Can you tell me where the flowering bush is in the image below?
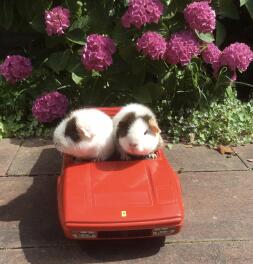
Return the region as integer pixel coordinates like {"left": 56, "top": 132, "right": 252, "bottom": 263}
{"left": 165, "top": 30, "right": 200, "bottom": 65}
{"left": 0, "top": 55, "right": 32, "bottom": 84}
{"left": 202, "top": 43, "right": 221, "bottom": 74}
{"left": 136, "top": 31, "right": 166, "bottom": 60}
{"left": 184, "top": 1, "right": 216, "bottom": 33}
{"left": 0, "top": 0, "right": 253, "bottom": 140}
{"left": 81, "top": 34, "right": 116, "bottom": 71}
{"left": 44, "top": 6, "right": 70, "bottom": 36}
{"left": 220, "top": 43, "right": 253, "bottom": 80}
{"left": 32, "top": 91, "right": 68, "bottom": 123}
{"left": 121, "top": 0, "right": 164, "bottom": 29}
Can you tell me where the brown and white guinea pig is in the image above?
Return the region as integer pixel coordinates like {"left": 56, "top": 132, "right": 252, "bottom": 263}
{"left": 113, "top": 103, "right": 163, "bottom": 160}
{"left": 53, "top": 108, "right": 114, "bottom": 161}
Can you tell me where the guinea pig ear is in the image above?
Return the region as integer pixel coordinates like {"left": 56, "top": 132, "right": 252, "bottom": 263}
{"left": 77, "top": 126, "right": 92, "bottom": 139}
{"left": 120, "top": 112, "right": 136, "bottom": 124}
{"left": 117, "top": 112, "right": 136, "bottom": 138}
{"left": 148, "top": 118, "right": 161, "bottom": 134}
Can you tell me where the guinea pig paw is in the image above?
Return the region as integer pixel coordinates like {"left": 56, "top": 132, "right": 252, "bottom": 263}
{"left": 147, "top": 153, "right": 157, "bottom": 159}
{"left": 73, "top": 157, "right": 84, "bottom": 163}
{"left": 120, "top": 153, "right": 131, "bottom": 161}
{"left": 93, "top": 157, "right": 103, "bottom": 162}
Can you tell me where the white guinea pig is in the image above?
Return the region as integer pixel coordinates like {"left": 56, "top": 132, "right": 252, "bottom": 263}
{"left": 113, "top": 103, "right": 163, "bottom": 160}
{"left": 53, "top": 108, "right": 114, "bottom": 161}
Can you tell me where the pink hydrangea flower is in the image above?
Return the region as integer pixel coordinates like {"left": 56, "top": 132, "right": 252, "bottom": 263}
{"left": 0, "top": 55, "right": 32, "bottom": 84}
{"left": 81, "top": 34, "right": 116, "bottom": 72}
{"left": 220, "top": 43, "right": 253, "bottom": 80}
{"left": 202, "top": 43, "right": 221, "bottom": 74}
{"left": 32, "top": 91, "right": 68, "bottom": 123}
{"left": 184, "top": 1, "right": 216, "bottom": 33}
{"left": 136, "top": 31, "right": 167, "bottom": 60}
{"left": 121, "top": 0, "right": 164, "bottom": 29}
{"left": 44, "top": 6, "right": 70, "bottom": 36}
{"left": 165, "top": 31, "right": 200, "bottom": 66}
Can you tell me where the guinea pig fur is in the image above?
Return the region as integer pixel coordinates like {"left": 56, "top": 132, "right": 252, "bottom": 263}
{"left": 53, "top": 108, "right": 114, "bottom": 161}
{"left": 113, "top": 103, "right": 163, "bottom": 159}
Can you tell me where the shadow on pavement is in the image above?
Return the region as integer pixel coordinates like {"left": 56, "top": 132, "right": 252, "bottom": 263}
{"left": 8, "top": 138, "right": 50, "bottom": 147}
{"left": 0, "top": 148, "right": 164, "bottom": 263}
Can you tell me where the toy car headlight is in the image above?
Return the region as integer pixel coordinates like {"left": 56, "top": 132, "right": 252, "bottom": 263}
{"left": 71, "top": 231, "right": 97, "bottom": 239}
{"left": 152, "top": 227, "right": 177, "bottom": 236}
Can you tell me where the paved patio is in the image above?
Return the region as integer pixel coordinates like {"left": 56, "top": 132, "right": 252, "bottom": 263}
{"left": 0, "top": 138, "right": 253, "bottom": 264}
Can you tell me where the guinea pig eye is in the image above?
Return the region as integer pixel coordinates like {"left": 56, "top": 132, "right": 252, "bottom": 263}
{"left": 144, "top": 130, "right": 149, "bottom": 135}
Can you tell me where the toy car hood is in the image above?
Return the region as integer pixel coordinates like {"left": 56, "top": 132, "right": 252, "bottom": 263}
{"left": 59, "top": 155, "right": 183, "bottom": 226}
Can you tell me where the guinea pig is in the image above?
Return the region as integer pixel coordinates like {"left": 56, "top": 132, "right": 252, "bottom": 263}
{"left": 53, "top": 108, "right": 114, "bottom": 161}
{"left": 113, "top": 103, "right": 163, "bottom": 160}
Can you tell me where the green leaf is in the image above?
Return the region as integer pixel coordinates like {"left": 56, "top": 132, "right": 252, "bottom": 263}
{"left": 195, "top": 31, "right": 214, "bottom": 43}
{"left": 17, "top": 0, "right": 52, "bottom": 20}
{"left": 65, "top": 54, "right": 84, "bottom": 75}
{"left": 133, "top": 82, "right": 159, "bottom": 103}
{"left": 124, "top": 0, "right": 130, "bottom": 7}
{"left": 240, "top": 0, "right": 248, "bottom": 6}
{"left": 216, "top": 21, "right": 226, "bottom": 46}
{"left": 65, "top": 0, "right": 79, "bottom": 13}
{"left": 0, "top": 0, "right": 14, "bottom": 30}
{"left": 45, "top": 36, "right": 65, "bottom": 49}
{"left": 162, "top": 10, "right": 176, "bottom": 20}
{"left": 92, "top": 71, "right": 101, "bottom": 78}
{"left": 146, "top": 82, "right": 164, "bottom": 101}
{"left": 246, "top": 1, "right": 253, "bottom": 19}
{"left": 166, "top": 143, "right": 173, "bottom": 150}
{"left": 112, "top": 22, "right": 128, "bottom": 44}
{"left": 29, "top": 14, "right": 45, "bottom": 33}
{"left": 161, "top": 69, "right": 177, "bottom": 93}
{"left": 161, "top": 71, "right": 173, "bottom": 84}
{"left": 164, "top": 0, "right": 172, "bottom": 7}
{"left": 66, "top": 29, "right": 85, "bottom": 45}
{"left": 118, "top": 44, "right": 136, "bottom": 62}
{"left": 131, "top": 58, "right": 145, "bottom": 75}
{"left": 72, "top": 72, "right": 83, "bottom": 85}
{"left": 217, "top": 0, "right": 240, "bottom": 20}
{"left": 69, "top": 16, "right": 89, "bottom": 31}
{"left": 46, "top": 50, "right": 71, "bottom": 73}
{"left": 16, "top": 0, "right": 31, "bottom": 19}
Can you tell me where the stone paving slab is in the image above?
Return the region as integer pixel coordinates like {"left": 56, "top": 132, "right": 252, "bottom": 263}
{"left": 4, "top": 139, "right": 249, "bottom": 176}
{"left": 165, "top": 144, "right": 247, "bottom": 172}
{"left": 0, "top": 171, "right": 252, "bottom": 248}
{"left": 168, "top": 171, "right": 253, "bottom": 242}
{"left": 0, "top": 139, "right": 22, "bottom": 176}
{"left": 7, "top": 139, "right": 62, "bottom": 176}
{"left": 0, "top": 176, "right": 67, "bottom": 248}
{"left": 1, "top": 241, "right": 252, "bottom": 264}
{"left": 233, "top": 144, "right": 253, "bottom": 169}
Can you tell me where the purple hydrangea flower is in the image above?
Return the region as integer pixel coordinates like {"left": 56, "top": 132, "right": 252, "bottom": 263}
{"left": 121, "top": 0, "right": 164, "bottom": 29}
{"left": 32, "top": 91, "right": 68, "bottom": 123}
{"left": 184, "top": 1, "right": 216, "bottom": 33}
{"left": 220, "top": 43, "right": 253, "bottom": 80}
{"left": 44, "top": 6, "right": 70, "bottom": 36}
{"left": 165, "top": 31, "right": 200, "bottom": 66}
{"left": 81, "top": 34, "right": 116, "bottom": 72}
{"left": 136, "top": 31, "right": 167, "bottom": 60}
{"left": 202, "top": 43, "right": 221, "bottom": 74}
{"left": 220, "top": 43, "right": 253, "bottom": 72}
{"left": 0, "top": 55, "right": 32, "bottom": 84}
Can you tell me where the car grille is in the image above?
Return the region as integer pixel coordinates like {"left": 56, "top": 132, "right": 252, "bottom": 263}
{"left": 97, "top": 229, "right": 152, "bottom": 239}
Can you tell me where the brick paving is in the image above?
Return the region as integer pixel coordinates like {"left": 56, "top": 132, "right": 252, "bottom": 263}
{"left": 0, "top": 139, "right": 252, "bottom": 264}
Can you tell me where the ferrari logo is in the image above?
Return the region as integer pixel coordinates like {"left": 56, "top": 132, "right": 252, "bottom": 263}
{"left": 121, "top": 210, "right": 127, "bottom": 217}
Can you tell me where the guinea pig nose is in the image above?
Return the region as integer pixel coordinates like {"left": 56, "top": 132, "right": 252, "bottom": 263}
{"left": 129, "top": 143, "right": 137, "bottom": 148}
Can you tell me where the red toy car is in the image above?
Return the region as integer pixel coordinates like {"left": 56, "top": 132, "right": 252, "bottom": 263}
{"left": 57, "top": 107, "right": 184, "bottom": 240}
